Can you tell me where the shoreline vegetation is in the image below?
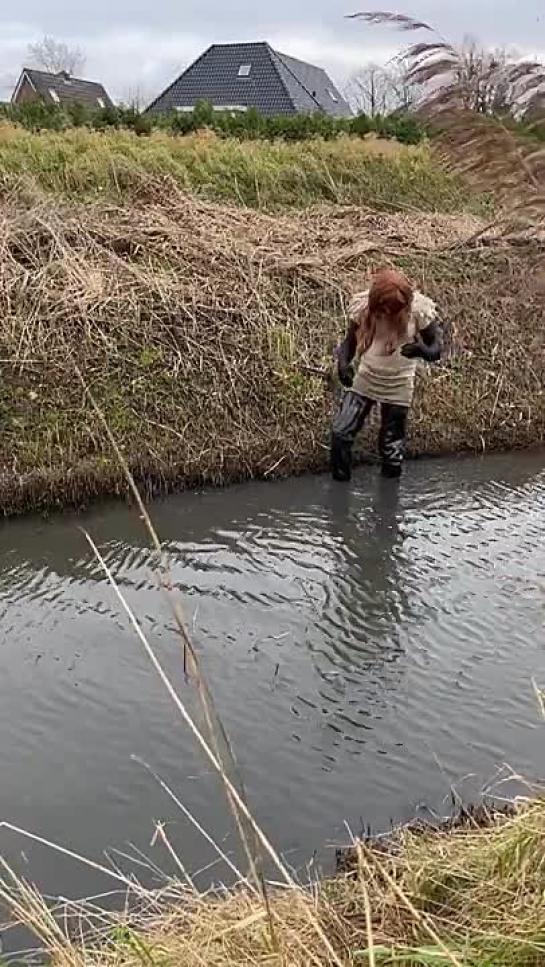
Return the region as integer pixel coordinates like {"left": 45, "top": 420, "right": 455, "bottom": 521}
{"left": 4, "top": 797, "right": 545, "bottom": 965}
{"left": 0, "top": 127, "right": 475, "bottom": 207}
{"left": 0, "top": 98, "right": 427, "bottom": 145}
{"left": 0, "top": 127, "right": 543, "bottom": 517}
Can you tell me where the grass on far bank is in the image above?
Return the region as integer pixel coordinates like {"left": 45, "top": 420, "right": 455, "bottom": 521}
{"left": 0, "top": 125, "right": 489, "bottom": 213}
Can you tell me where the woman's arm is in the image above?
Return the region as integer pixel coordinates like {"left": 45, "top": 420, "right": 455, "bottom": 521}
{"left": 336, "top": 320, "right": 359, "bottom": 386}
{"left": 401, "top": 320, "right": 443, "bottom": 363}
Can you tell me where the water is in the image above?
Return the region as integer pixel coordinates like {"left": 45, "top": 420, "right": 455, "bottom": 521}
{"left": 1, "top": 452, "right": 545, "bottom": 916}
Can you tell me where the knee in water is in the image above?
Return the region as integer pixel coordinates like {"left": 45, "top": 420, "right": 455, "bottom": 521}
{"left": 331, "top": 435, "right": 352, "bottom": 481}
{"left": 332, "top": 466, "right": 351, "bottom": 482}
{"left": 381, "top": 462, "right": 403, "bottom": 479}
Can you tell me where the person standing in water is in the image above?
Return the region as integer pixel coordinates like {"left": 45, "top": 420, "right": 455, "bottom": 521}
{"left": 331, "top": 268, "right": 442, "bottom": 481}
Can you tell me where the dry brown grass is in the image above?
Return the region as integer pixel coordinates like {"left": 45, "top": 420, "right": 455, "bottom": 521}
{"left": 4, "top": 799, "right": 545, "bottom": 966}
{"left": 0, "top": 177, "right": 543, "bottom": 515}
{"left": 359, "top": 134, "right": 411, "bottom": 156}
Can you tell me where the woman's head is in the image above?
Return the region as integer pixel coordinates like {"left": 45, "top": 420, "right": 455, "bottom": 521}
{"left": 357, "top": 267, "right": 414, "bottom": 355}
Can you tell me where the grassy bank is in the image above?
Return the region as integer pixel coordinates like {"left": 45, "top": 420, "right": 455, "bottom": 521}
{"left": 0, "top": 172, "right": 542, "bottom": 516}
{"left": 0, "top": 127, "right": 482, "bottom": 211}
{"left": 6, "top": 798, "right": 545, "bottom": 965}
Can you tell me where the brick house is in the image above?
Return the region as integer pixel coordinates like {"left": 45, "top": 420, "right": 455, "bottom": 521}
{"left": 11, "top": 68, "right": 114, "bottom": 110}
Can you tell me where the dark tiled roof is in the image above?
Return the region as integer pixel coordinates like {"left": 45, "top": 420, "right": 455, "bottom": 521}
{"left": 17, "top": 68, "right": 113, "bottom": 109}
{"left": 271, "top": 50, "right": 352, "bottom": 118}
{"left": 146, "top": 42, "right": 352, "bottom": 118}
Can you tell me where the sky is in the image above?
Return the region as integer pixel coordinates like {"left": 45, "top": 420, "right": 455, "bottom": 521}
{"left": 1, "top": 1, "right": 544, "bottom": 106}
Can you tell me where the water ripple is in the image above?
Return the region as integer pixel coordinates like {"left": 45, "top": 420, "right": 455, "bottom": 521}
{"left": 1, "top": 453, "right": 545, "bottom": 901}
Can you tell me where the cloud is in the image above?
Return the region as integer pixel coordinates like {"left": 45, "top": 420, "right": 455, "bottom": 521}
{"left": 0, "top": 21, "right": 398, "bottom": 105}
{"left": 83, "top": 30, "right": 209, "bottom": 105}
{"left": 268, "top": 30, "right": 400, "bottom": 79}
{"left": 0, "top": 1, "right": 543, "bottom": 104}
{"left": 0, "top": 22, "right": 33, "bottom": 99}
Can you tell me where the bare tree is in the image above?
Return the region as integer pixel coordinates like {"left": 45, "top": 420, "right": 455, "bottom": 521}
{"left": 388, "top": 62, "right": 418, "bottom": 112}
{"left": 345, "top": 64, "right": 389, "bottom": 116}
{"left": 347, "top": 12, "right": 544, "bottom": 120}
{"left": 347, "top": 11, "right": 545, "bottom": 211}
{"left": 28, "top": 35, "right": 86, "bottom": 76}
{"left": 345, "top": 63, "right": 417, "bottom": 116}
{"left": 449, "top": 39, "right": 529, "bottom": 117}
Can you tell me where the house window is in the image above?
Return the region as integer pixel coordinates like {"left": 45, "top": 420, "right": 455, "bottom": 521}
{"left": 49, "top": 89, "right": 60, "bottom": 103}
{"left": 97, "top": 97, "right": 105, "bottom": 109}
{"left": 327, "top": 89, "right": 339, "bottom": 103}
{"left": 238, "top": 64, "right": 251, "bottom": 77}
{"left": 212, "top": 105, "right": 248, "bottom": 113}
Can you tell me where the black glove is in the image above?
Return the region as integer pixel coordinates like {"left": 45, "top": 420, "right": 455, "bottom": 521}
{"left": 401, "top": 339, "right": 428, "bottom": 361}
{"left": 401, "top": 340, "right": 440, "bottom": 363}
{"left": 401, "top": 321, "right": 442, "bottom": 363}
{"left": 338, "top": 360, "right": 354, "bottom": 387}
{"left": 334, "top": 344, "right": 354, "bottom": 387}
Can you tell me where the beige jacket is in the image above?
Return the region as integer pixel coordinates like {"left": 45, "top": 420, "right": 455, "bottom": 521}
{"left": 338, "top": 289, "right": 437, "bottom": 407}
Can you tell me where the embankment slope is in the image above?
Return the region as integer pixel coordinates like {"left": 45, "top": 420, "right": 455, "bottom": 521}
{"left": 0, "top": 146, "right": 542, "bottom": 513}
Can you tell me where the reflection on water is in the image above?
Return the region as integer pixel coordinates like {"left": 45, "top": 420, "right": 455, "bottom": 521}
{"left": 0, "top": 452, "right": 545, "bottom": 913}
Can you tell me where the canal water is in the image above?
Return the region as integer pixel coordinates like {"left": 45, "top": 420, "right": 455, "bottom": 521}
{"left": 0, "top": 452, "right": 544, "bottom": 911}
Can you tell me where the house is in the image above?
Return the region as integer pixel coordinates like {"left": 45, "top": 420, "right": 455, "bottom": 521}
{"left": 145, "top": 42, "right": 352, "bottom": 118}
{"left": 11, "top": 68, "right": 114, "bottom": 111}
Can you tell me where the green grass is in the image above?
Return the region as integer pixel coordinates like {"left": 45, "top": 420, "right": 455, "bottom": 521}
{"left": 0, "top": 125, "right": 487, "bottom": 213}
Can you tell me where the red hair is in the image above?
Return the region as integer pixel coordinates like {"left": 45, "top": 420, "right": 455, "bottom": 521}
{"left": 356, "top": 268, "right": 414, "bottom": 356}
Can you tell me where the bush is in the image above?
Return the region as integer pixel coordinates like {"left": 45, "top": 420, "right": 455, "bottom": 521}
{"left": 1, "top": 99, "right": 427, "bottom": 144}
{"left": 1, "top": 100, "right": 70, "bottom": 131}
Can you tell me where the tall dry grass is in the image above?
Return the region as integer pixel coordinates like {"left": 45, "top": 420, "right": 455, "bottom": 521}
{"left": 3, "top": 785, "right": 545, "bottom": 964}
{"left": 102, "top": 798, "right": 545, "bottom": 967}
{"left": 349, "top": 11, "right": 545, "bottom": 232}
{"left": 0, "top": 178, "right": 542, "bottom": 515}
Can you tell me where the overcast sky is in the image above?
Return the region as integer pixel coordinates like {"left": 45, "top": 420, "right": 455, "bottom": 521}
{"left": 1, "top": 2, "right": 543, "bottom": 105}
